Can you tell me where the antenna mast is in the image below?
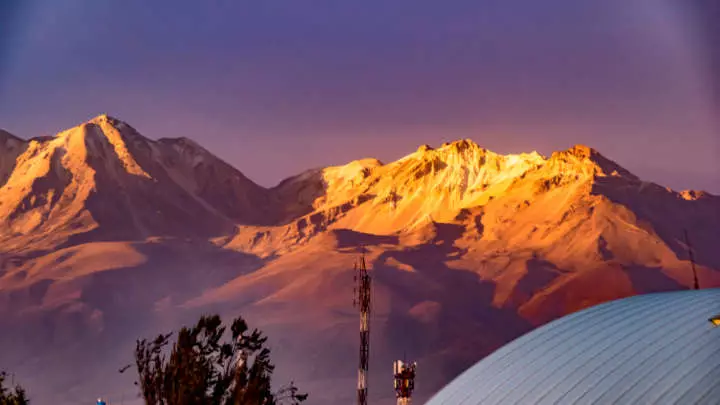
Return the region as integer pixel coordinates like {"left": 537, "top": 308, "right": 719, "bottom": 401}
{"left": 353, "top": 252, "right": 371, "bottom": 405}
{"left": 393, "top": 360, "right": 417, "bottom": 405}
{"left": 684, "top": 229, "right": 699, "bottom": 290}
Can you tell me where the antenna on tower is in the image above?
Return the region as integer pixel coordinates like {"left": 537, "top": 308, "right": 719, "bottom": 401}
{"left": 683, "top": 229, "right": 699, "bottom": 290}
{"left": 393, "top": 359, "right": 417, "bottom": 405}
{"left": 353, "top": 249, "right": 371, "bottom": 405}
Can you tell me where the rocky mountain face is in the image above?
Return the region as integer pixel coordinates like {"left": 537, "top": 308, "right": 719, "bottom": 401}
{"left": 0, "top": 115, "right": 281, "bottom": 253}
{"left": 1, "top": 116, "right": 718, "bottom": 404}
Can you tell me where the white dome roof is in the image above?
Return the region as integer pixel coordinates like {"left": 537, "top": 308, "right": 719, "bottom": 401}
{"left": 427, "top": 289, "right": 720, "bottom": 404}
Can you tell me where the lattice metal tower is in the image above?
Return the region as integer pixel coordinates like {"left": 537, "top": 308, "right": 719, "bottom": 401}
{"left": 353, "top": 253, "right": 371, "bottom": 405}
{"left": 684, "top": 229, "right": 699, "bottom": 290}
{"left": 393, "top": 360, "right": 417, "bottom": 405}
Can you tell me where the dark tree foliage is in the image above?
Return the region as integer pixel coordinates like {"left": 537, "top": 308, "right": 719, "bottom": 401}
{"left": 133, "top": 314, "right": 307, "bottom": 405}
{"left": 0, "top": 371, "right": 29, "bottom": 405}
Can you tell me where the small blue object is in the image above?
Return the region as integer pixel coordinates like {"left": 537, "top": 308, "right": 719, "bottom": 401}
{"left": 97, "top": 398, "right": 107, "bottom": 405}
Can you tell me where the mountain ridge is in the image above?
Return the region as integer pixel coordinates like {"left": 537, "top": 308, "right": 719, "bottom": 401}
{"left": 4, "top": 114, "right": 712, "bottom": 193}
{"left": 1, "top": 115, "right": 718, "bottom": 405}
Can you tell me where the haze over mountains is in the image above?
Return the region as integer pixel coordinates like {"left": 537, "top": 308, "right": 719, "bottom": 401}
{"left": 1, "top": 115, "right": 718, "bottom": 404}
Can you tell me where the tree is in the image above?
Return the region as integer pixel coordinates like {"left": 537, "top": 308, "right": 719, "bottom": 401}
{"left": 132, "top": 314, "right": 307, "bottom": 405}
{"left": 0, "top": 371, "right": 29, "bottom": 405}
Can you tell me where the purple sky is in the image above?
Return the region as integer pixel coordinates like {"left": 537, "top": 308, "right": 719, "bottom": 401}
{"left": 0, "top": 0, "right": 717, "bottom": 192}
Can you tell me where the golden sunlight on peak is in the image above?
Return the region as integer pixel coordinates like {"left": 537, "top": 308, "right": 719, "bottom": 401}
{"left": 88, "top": 113, "right": 111, "bottom": 123}
{"left": 86, "top": 113, "right": 127, "bottom": 128}
{"left": 680, "top": 190, "right": 708, "bottom": 200}
{"left": 438, "top": 139, "right": 481, "bottom": 151}
{"left": 566, "top": 144, "right": 596, "bottom": 158}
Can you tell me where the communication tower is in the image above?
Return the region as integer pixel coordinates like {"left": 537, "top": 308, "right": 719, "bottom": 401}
{"left": 393, "top": 360, "right": 417, "bottom": 405}
{"left": 353, "top": 253, "right": 371, "bottom": 405}
{"left": 684, "top": 229, "right": 699, "bottom": 290}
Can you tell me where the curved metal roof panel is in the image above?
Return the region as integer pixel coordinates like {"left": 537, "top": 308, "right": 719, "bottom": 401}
{"left": 427, "top": 289, "right": 720, "bottom": 405}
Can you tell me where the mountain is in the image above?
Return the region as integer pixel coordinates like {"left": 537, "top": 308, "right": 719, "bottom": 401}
{"left": 0, "top": 116, "right": 718, "bottom": 404}
{"left": 0, "top": 115, "right": 281, "bottom": 254}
